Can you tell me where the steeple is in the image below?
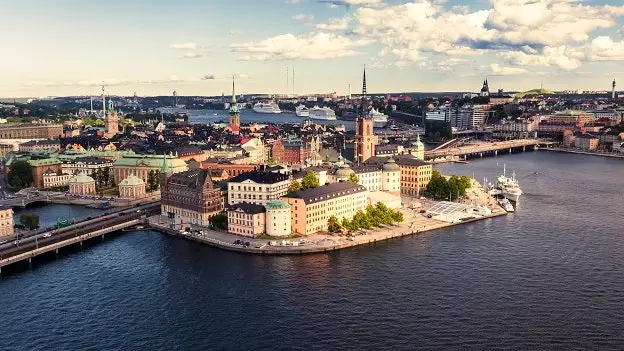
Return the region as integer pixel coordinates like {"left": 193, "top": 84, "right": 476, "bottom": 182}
{"left": 229, "top": 76, "right": 239, "bottom": 115}
{"left": 160, "top": 153, "right": 170, "bottom": 174}
{"left": 362, "top": 65, "right": 367, "bottom": 96}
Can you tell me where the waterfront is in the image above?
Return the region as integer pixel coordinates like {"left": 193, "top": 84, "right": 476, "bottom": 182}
{"left": 1, "top": 152, "right": 624, "bottom": 350}
{"left": 12, "top": 204, "right": 103, "bottom": 228}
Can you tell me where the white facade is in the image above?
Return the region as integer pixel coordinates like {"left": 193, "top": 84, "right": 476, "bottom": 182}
{"left": 43, "top": 173, "right": 72, "bottom": 188}
{"left": 228, "top": 178, "right": 291, "bottom": 206}
{"left": 356, "top": 169, "right": 382, "bottom": 192}
{"left": 241, "top": 138, "right": 266, "bottom": 164}
{"left": 62, "top": 159, "right": 114, "bottom": 176}
{"left": 265, "top": 201, "right": 292, "bottom": 237}
{"left": 425, "top": 110, "right": 449, "bottom": 122}
{"left": 381, "top": 169, "right": 400, "bottom": 193}
{"left": 0, "top": 207, "right": 14, "bottom": 238}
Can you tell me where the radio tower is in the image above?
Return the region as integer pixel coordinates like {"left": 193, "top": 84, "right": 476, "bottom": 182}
{"left": 612, "top": 79, "right": 616, "bottom": 99}
{"left": 173, "top": 90, "right": 178, "bottom": 107}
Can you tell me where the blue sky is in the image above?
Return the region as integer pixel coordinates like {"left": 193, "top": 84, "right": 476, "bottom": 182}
{"left": 1, "top": 0, "right": 623, "bottom": 97}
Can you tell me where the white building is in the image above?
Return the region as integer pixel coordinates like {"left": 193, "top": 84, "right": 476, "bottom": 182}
{"left": 0, "top": 206, "right": 14, "bottom": 238}
{"left": 333, "top": 158, "right": 400, "bottom": 194}
{"left": 352, "top": 165, "right": 382, "bottom": 192}
{"left": 241, "top": 138, "right": 266, "bottom": 164}
{"left": 227, "top": 171, "right": 291, "bottom": 206}
{"left": 265, "top": 200, "right": 292, "bottom": 237}
{"left": 62, "top": 156, "right": 114, "bottom": 176}
{"left": 492, "top": 119, "right": 538, "bottom": 139}
{"left": 42, "top": 170, "right": 72, "bottom": 188}
{"left": 381, "top": 158, "right": 401, "bottom": 194}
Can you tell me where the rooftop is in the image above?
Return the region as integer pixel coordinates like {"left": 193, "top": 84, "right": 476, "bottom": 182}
{"left": 227, "top": 202, "right": 266, "bottom": 214}
{"left": 284, "top": 181, "right": 366, "bottom": 204}
{"left": 167, "top": 169, "right": 214, "bottom": 189}
{"left": 229, "top": 171, "right": 290, "bottom": 184}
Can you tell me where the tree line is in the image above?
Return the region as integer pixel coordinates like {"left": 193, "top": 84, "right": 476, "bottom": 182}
{"left": 424, "top": 170, "right": 472, "bottom": 201}
{"left": 329, "top": 202, "right": 404, "bottom": 233}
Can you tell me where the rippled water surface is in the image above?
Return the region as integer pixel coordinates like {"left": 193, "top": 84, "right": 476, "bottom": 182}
{"left": 1, "top": 152, "right": 623, "bottom": 350}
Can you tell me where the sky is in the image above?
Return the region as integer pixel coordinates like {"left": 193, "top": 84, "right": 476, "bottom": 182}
{"left": 1, "top": 0, "right": 624, "bottom": 98}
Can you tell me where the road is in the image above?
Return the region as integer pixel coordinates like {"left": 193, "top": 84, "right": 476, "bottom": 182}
{"left": 0, "top": 202, "right": 160, "bottom": 258}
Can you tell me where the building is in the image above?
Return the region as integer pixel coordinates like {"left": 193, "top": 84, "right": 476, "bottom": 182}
{"left": 68, "top": 174, "right": 96, "bottom": 195}
{"left": 19, "top": 139, "right": 61, "bottom": 153}
{"left": 42, "top": 170, "right": 72, "bottom": 188}
{"left": 0, "top": 144, "right": 13, "bottom": 157}
{"left": 113, "top": 154, "right": 188, "bottom": 184}
{"left": 227, "top": 171, "right": 291, "bottom": 205}
{"left": 480, "top": 79, "right": 490, "bottom": 97}
{"left": 62, "top": 156, "right": 114, "bottom": 176}
{"left": 118, "top": 175, "right": 146, "bottom": 199}
{"left": 352, "top": 165, "right": 382, "bottom": 191}
{"left": 161, "top": 169, "right": 224, "bottom": 227}
{"left": 271, "top": 138, "right": 311, "bottom": 165}
{"left": 543, "top": 111, "right": 594, "bottom": 124}
{"left": 227, "top": 202, "right": 266, "bottom": 237}
{"left": 104, "top": 100, "right": 119, "bottom": 137}
{"left": 283, "top": 182, "right": 368, "bottom": 235}
{"left": 380, "top": 157, "right": 401, "bottom": 194}
{"left": 574, "top": 135, "right": 599, "bottom": 151}
{"left": 492, "top": 119, "right": 537, "bottom": 139}
{"left": 228, "top": 78, "right": 241, "bottom": 135}
{"left": 200, "top": 161, "right": 260, "bottom": 178}
{"left": 457, "top": 105, "right": 488, "bottom": 129}
{"left": 409, "top": 135, "right": 425, "bottom": 160}
{"left": 0, "top": 206, "right": 14, "bottom": 238}
{"left": 265, "top": 200, "right": 292, "bottom": 237}
{"left": 240, "top": 138, "right": 266, "bottom": 164}
{"left": 374, "top": 144, "right": 405, "bottom": 157}
{"left": 365, "top": 155, "right": 432, "bottom": 197}
{"left": 354, "top": 114, "right": 377, "bottom": 163}
{"left": 28, "top": 157, "right": 62, "bottom": 188}
{"left": 425, "top": 109, "right": 450, "bottom": 122}
{"left": 0, "top": 123, "right": 63, "bottom": 139}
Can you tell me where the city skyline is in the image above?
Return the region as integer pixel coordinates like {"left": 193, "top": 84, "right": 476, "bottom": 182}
{"left": 1, "top": 0, "right": 624, "bottom": 97}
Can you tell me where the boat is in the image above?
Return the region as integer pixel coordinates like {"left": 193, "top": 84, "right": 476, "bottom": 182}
{"left": 309, "top": 106, "right": 337, "bottom": 120}
{"left": 498, "top": 198, "right": 515, "bottom": 213}
{"left": 295, "top": 105, "right": 309, "bottom": 117}
{"left": 496, "top": 164, "right": 523, "bottom": 202}
{"left": 370, "top": 108, "right": 388, "bottom": 123}
{"left": 252, "top": 102, "right": 281, "bottom": 114}
{"left": 389, "top": 123, "right": 399, "bottom": 131}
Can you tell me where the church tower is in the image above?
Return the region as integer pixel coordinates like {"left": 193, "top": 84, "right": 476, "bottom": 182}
{"left": 228, "top": 76, "right": 240, "bottom": 135}
{"left": 104, "top": 98, "right": 119, "bottom": 137}
{"left": 480, "top": 79, "right": 490, "bottom": 97}
{"left": 355, "top": 66, "right": 377, "bottom": 164}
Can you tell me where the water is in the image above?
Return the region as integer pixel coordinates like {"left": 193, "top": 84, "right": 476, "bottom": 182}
{"left": 12, "top": 204, "right": 103, "bottom": 228}
{"left": 1, "top": 151, "right": 624, "bottom": 350}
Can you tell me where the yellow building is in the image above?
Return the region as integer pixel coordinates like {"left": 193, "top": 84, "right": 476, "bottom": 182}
{"left": 113, "top": 154, "right": 188, "bottom": 184}
{"left": 283, "top": 182, "right": 367, "bottom": 235}
{"left": 0, "top": 206, "right": 14, "bottom": 238}
{"left": 227, "top": 203, "right": 266, "bottom": 238}
{"left": 574, "top": 135, "right": 599, "bottom": 151}
{"left": 365, "top": 155, "right": 432, "bottom": 197}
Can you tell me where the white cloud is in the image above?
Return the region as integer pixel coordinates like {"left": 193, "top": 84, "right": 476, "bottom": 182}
{"left": 489, "top": 64, "right": 528, "bottom": 76}
{"left": 169, "top": 42, "right": 199, "bottom": 50}
{"left": 436, "top": 58, "right": 469, "bottom": 70}
{"left": 316, "top": 17, "right": 350, "bottom": 31}
{"left": 293, "top": 13, "right": 314, "bottom": 21}
{"left": 229, "top": 28, "right": 245, "bottom": 35}
{"left": 286, "top": 0, "right": 300, "bottom": 3}
{"left": 180, "top": 52, "right": 204, "bottom": 59}
{"left": 230, "top": 32, "right": 370, "bottom": 60}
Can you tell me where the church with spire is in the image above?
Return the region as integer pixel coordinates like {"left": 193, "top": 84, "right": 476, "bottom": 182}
{"left": 480, "top": 79, "right": 490, "bottom": 97}
{"left": 103, "top": 91, "right": 120, "bottom": 138}
{"left": 354, "top": 65, "right": 378, "bottom": 163}
{"left": 228, "top": 77, "right": 241, "bottom": 135}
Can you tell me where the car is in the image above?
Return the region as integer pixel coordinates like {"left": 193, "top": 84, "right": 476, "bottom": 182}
{"left": 42, "top": 233, "right": 52, "bottom": 238}
{"left": 0, "top": 240, "right": 7, "bottom": 245}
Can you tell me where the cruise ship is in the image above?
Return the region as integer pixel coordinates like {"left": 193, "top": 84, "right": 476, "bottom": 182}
{"left": 295, "top": 105, "right": 309, "bottom": 117}
{"left": 252, "top": 102, "right": 281, "bottom": 114}
{"left": 309, "top": 106, "right": 337, "bottom": 121}
{"left": 370, "top": 108, "right": 388, "bottom": 123}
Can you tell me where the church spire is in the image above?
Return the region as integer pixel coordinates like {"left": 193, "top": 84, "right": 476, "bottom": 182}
{"left": 229, "top": 75, "right": 239, "bottom": 115}
{"left": 362, "top": 65, "right": 367, "bottom": 96}
{"left": 160, "top": 153, "right": 170, "bottom": 174}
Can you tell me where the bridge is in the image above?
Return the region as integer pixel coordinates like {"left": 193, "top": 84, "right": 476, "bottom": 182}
{"left": 0, "top": 195, "right": 50, "bottom": 208}
{"left": 0, "top": 202, "right": 160, "bottom": 271}
{"left": 424, "top": 139, "right": 556, "bottom": 160}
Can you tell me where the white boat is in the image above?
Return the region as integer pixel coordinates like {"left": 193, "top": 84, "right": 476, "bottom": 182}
{"left": 370, "top": 107, "right": 388, "bottom": 123}
{"left": 496, "top": 165, "right": 523, "bottom": 202}
{"left": 253, "top": 102, "right": 281, "bottom": 114}
{"left": 309, "top": 106, "right": 337, "bottom": 121}
{"left": 295, "top": 105, "right": 309, "bottom": 117}
{"left": 498, "top": 198, "right": 515, "bottom": 213}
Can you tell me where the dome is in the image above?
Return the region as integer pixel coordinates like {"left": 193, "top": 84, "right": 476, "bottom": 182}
{"left": 382, "top": 158, "right": 400, "bottom": 172}
{"left": 335, "top": 164, "right": 354, "bottom": 178}
{"left": 119, "top": 174, "right": 145, "bottom": 186}
{"left": 265, "top": 200, "right": 291, "bottom": 210}
{"left": 412, "top": 134, "right": 424, "bottom": 149}
{"left": 69, "top": 174, "right": 95, "bottom": 184}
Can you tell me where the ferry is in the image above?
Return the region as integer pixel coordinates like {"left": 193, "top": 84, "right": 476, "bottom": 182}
{"left": 295, "top": 105, "right": 309, "bottom": 117}
{"left": 370, "top": 108, "right": 388, "bottom": 123}
{"left": 253, "top": 102, "right": 281, "bottom": 114}
{"left": 309, "top": 106, "right": 337, "bottom": 121}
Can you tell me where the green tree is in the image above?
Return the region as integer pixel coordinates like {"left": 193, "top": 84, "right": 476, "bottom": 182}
{"left": 8, "top": 160, "right": 34, "bottom": 188}
{"left": 102, "top": 167, "right": 111, "bottom": 186}
{"left": 341, "top": 217, "right": 352, "bottom": 232}
{"left": 267, "top": 157, "right": 276, "bottom": 166}
{"left": 20, "top": 213, "right": 40, "bottom": 230}
{"left": 347, "top": 173, "right": 359, "bottom": 184}
{"left": 391, "top": 210, "right": 404, "bottom": 223}
{"left": 328, "top": 215, "right": 341, "bottom": 232}
{"left": 288, "top": 180, "right": 302, "bottom": 192}
{"left": 301, "top": 171, "right": 320, "bottom": 189}
{"left": 209, "top": 212, "right": 228, "bottom": 230}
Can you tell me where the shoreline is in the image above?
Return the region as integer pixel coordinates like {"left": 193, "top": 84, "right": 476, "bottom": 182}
{"left": 148, "top": 211, "right": 506, "bottom": 255}
{"left": 147, "top": 180, "right": 507, "bottom": 255}
{"left": 540, "top": 147, "right": 624, "bottom": 159}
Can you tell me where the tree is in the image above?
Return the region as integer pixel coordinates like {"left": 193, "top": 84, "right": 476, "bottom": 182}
{"left": 209, "top": 212, "right": 228, "bottom": 230}
{"left": 341, "top": 218, "right": 352, "bottom": 232}
{"left": 146, "top": 170, "right": 160, "bottom": 191}
{"left": 102, "top": 167, "right": 111, "bottom": 186}
{"left": 288, "top": 180, "right": 302, "bottom": 192}
{"left": 20, "top": 213, "right": 40, "bottom": 230}
{"left": 267, "top": 157, "right": 276, "bottom": 166}
{"left": 391, "top": 210, "right": 404, "bottom": 223}
{"left": 301, "top": 171, "right": 320, "bottom": 189}
{"left": 8, "top": 160, "right": 34, "bottom": 188}
{"left": 328, "top": 215, "right": 341, "bottom": 232}
{"left": 347, "top": 173, "right": 359, "bottom": 184}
